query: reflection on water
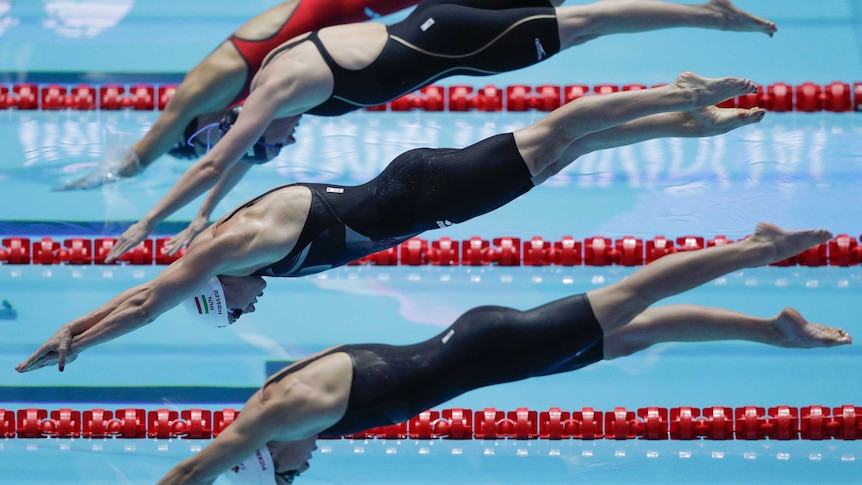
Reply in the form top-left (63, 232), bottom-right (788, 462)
top-left (4, 111), bottom-right (860, 186)
top-left (41, 0), bottom-right (135, 39)
top-left (0, 1), bottom-right (18, 37)
top-left (0, 1), bottom-right (137, 39)
top-left (1, 111), bottom-right (859, 232)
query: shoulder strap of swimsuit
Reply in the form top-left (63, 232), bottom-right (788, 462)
top-left (216, 183), bottom-right (302, 228)
top-left (260, 31), bottom-right (321, 70)
top-left (303, 30), bottom-right (342, 75)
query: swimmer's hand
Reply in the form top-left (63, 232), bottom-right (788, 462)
top-left (54, 153), bottom-right (143, 191)
top-left (16, 326), bottom-right (79, 373)
top-left (164, 216), bottom-right (209, 256)
top-left (105, 220), bottom-right (154, 263)
top-left (54, 168), bottom-right (126, 191)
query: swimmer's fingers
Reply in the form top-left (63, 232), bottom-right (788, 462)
top-left (16, 352), bottom-right (78, 373)
top-left (53, 178), bottom-right (87, 191)
top-left (57, 341), bottom-right (68, 372)
top-left (53, 168), bottom-right (124, 191)
top-left (163, 233), bottom-right (187, 257)
top-left (15, 351), bottom-right (43, 372)
top-left (53, 175), bottom-right (104, 191)
top-left (105, 236), bottom-right (137, 263)
top-left (16, 346), bottom-right (58, 373)
top-left (106, 222), bottom-right (151, 263)
top-left (165, 219), bottom-right (208, 256)
top-left (16, 326), bottom-right (75, 373)
top-left (56, 345), bottom-right (80, 372)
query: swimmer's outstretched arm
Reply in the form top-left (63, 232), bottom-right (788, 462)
top-left (104, 81), bottom-right (295, 262)
top-left (14, 283), bottom-right (151, 371)
top-left (16, 235), bottom-right (240, 372)
top-left (160, 414), bottom-right (268, 485)
top-left (56, 107), bottom-right (200, 191)
top-left (163, 161), bottom-right (255, 257)
top-left (158, 352), bottom-right (351, 484)
top-left (56, 61), bottom-right (242, 191)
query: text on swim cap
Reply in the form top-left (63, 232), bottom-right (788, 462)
top-left (193, 289), bottom-right (224, 316)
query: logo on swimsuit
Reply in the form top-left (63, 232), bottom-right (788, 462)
top-left (535, 38), bottom-right (547, 61)
top-left (436, 220), bottom-right (454, 228)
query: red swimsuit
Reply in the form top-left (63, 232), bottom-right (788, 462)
top-left (227, 0), bottom-right (419, 103)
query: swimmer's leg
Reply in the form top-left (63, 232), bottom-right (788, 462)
top-left (530, 105), bottom-right (764, 183)
top-left (513, 71), bottom-right (756, 178)
top-left (556, 0), bottom-right (776, 48)
top-left (585, 223), bottom-right (833, 335)
top-left (603, 305), bottom-right (851, 359)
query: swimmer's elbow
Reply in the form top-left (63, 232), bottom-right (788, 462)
top-left (129, 291), bottom-right (167, 327)
top-left (197, 156), bottom-right (233, 181)
top-left (135, 305), bottom-right (159, 327)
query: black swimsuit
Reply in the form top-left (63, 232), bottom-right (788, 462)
top-left (264, 0), bottom-right (561, 116)
top-left (266, 293), bottom-right (605, 435)
top-left (220, 132), bottom-right (534, 277)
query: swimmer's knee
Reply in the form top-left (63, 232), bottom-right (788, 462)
top-left (514, 121), bottom-right (573, 175)
top-left (555, 6), bottom-right (607, 47)
top-left (603, 326), bottom-right (652, 359)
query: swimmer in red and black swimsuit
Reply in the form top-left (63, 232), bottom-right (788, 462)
top-left (152, 221), bottom-right (849, 484)
top-left (226, 0), bottom-right (419, 106)
top-left (100, 0), bottom-right (779, 263)
top-left (58, 0), bottom-right (421, 190)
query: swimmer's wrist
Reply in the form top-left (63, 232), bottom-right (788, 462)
top-left (135, 216), bottom-right (158, 232)
top-left (130, 150), bottom-right (143, 171)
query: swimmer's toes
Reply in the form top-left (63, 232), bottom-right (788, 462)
top-left (736, 78), bottom-right (757, 94)
top-left (740, 108), bottom-right (766, 124)
top-left (709, 0), bottom-right (777, 34)
top-left (775, 308), bottom-right (851, 348)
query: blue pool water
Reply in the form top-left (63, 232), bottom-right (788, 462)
top-left (1, 1), bottom-right (862, 483)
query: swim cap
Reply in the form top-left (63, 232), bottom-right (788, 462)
top-left (222, 447), bottom-right (278, 485)
top-left (219, 105), bottom-right (284, 165)
top-left (183, 276), bottom-right (231, 328)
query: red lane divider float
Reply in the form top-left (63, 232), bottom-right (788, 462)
top-left (3, 405), bottom-right (861, 440)
top-left (2, 234), bottom-right (861, 267)
top-left (0, 81), bottom-right (861, 112)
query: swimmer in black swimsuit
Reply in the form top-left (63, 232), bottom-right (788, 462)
top-left (103, 0), bottom-right (779, 262)
top-left (153, 222), bottom-right (851, 484)
top-left (58, 0), bottom-right (421, 191)
top-left (20, 72), bottom-right (769, 372)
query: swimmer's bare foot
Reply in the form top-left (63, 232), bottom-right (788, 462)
top-left (682, 106), bottom-right (765, 136)
top-left (672, 71), bottom-right (758, 109)
top-left (771, 308), bottom-right (851, 348)
top-left (706, 0), bottom-right (777, 37)
top-left (745, 222), bottom-right (833, 264)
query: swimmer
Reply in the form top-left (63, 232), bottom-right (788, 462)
top-left (57, 0), bottom-right (422, 190)
top-left (153, 221), bottom-right (850, 484)
top-left (18, 71), bottom-right (769, 373)
top-left (99, 0), bottom-right (778, 261)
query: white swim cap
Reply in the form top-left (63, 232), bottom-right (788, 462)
top-left (183, 276), bottom-right (231, 328)
top-left (222, 447), bottom-right (277, 485)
